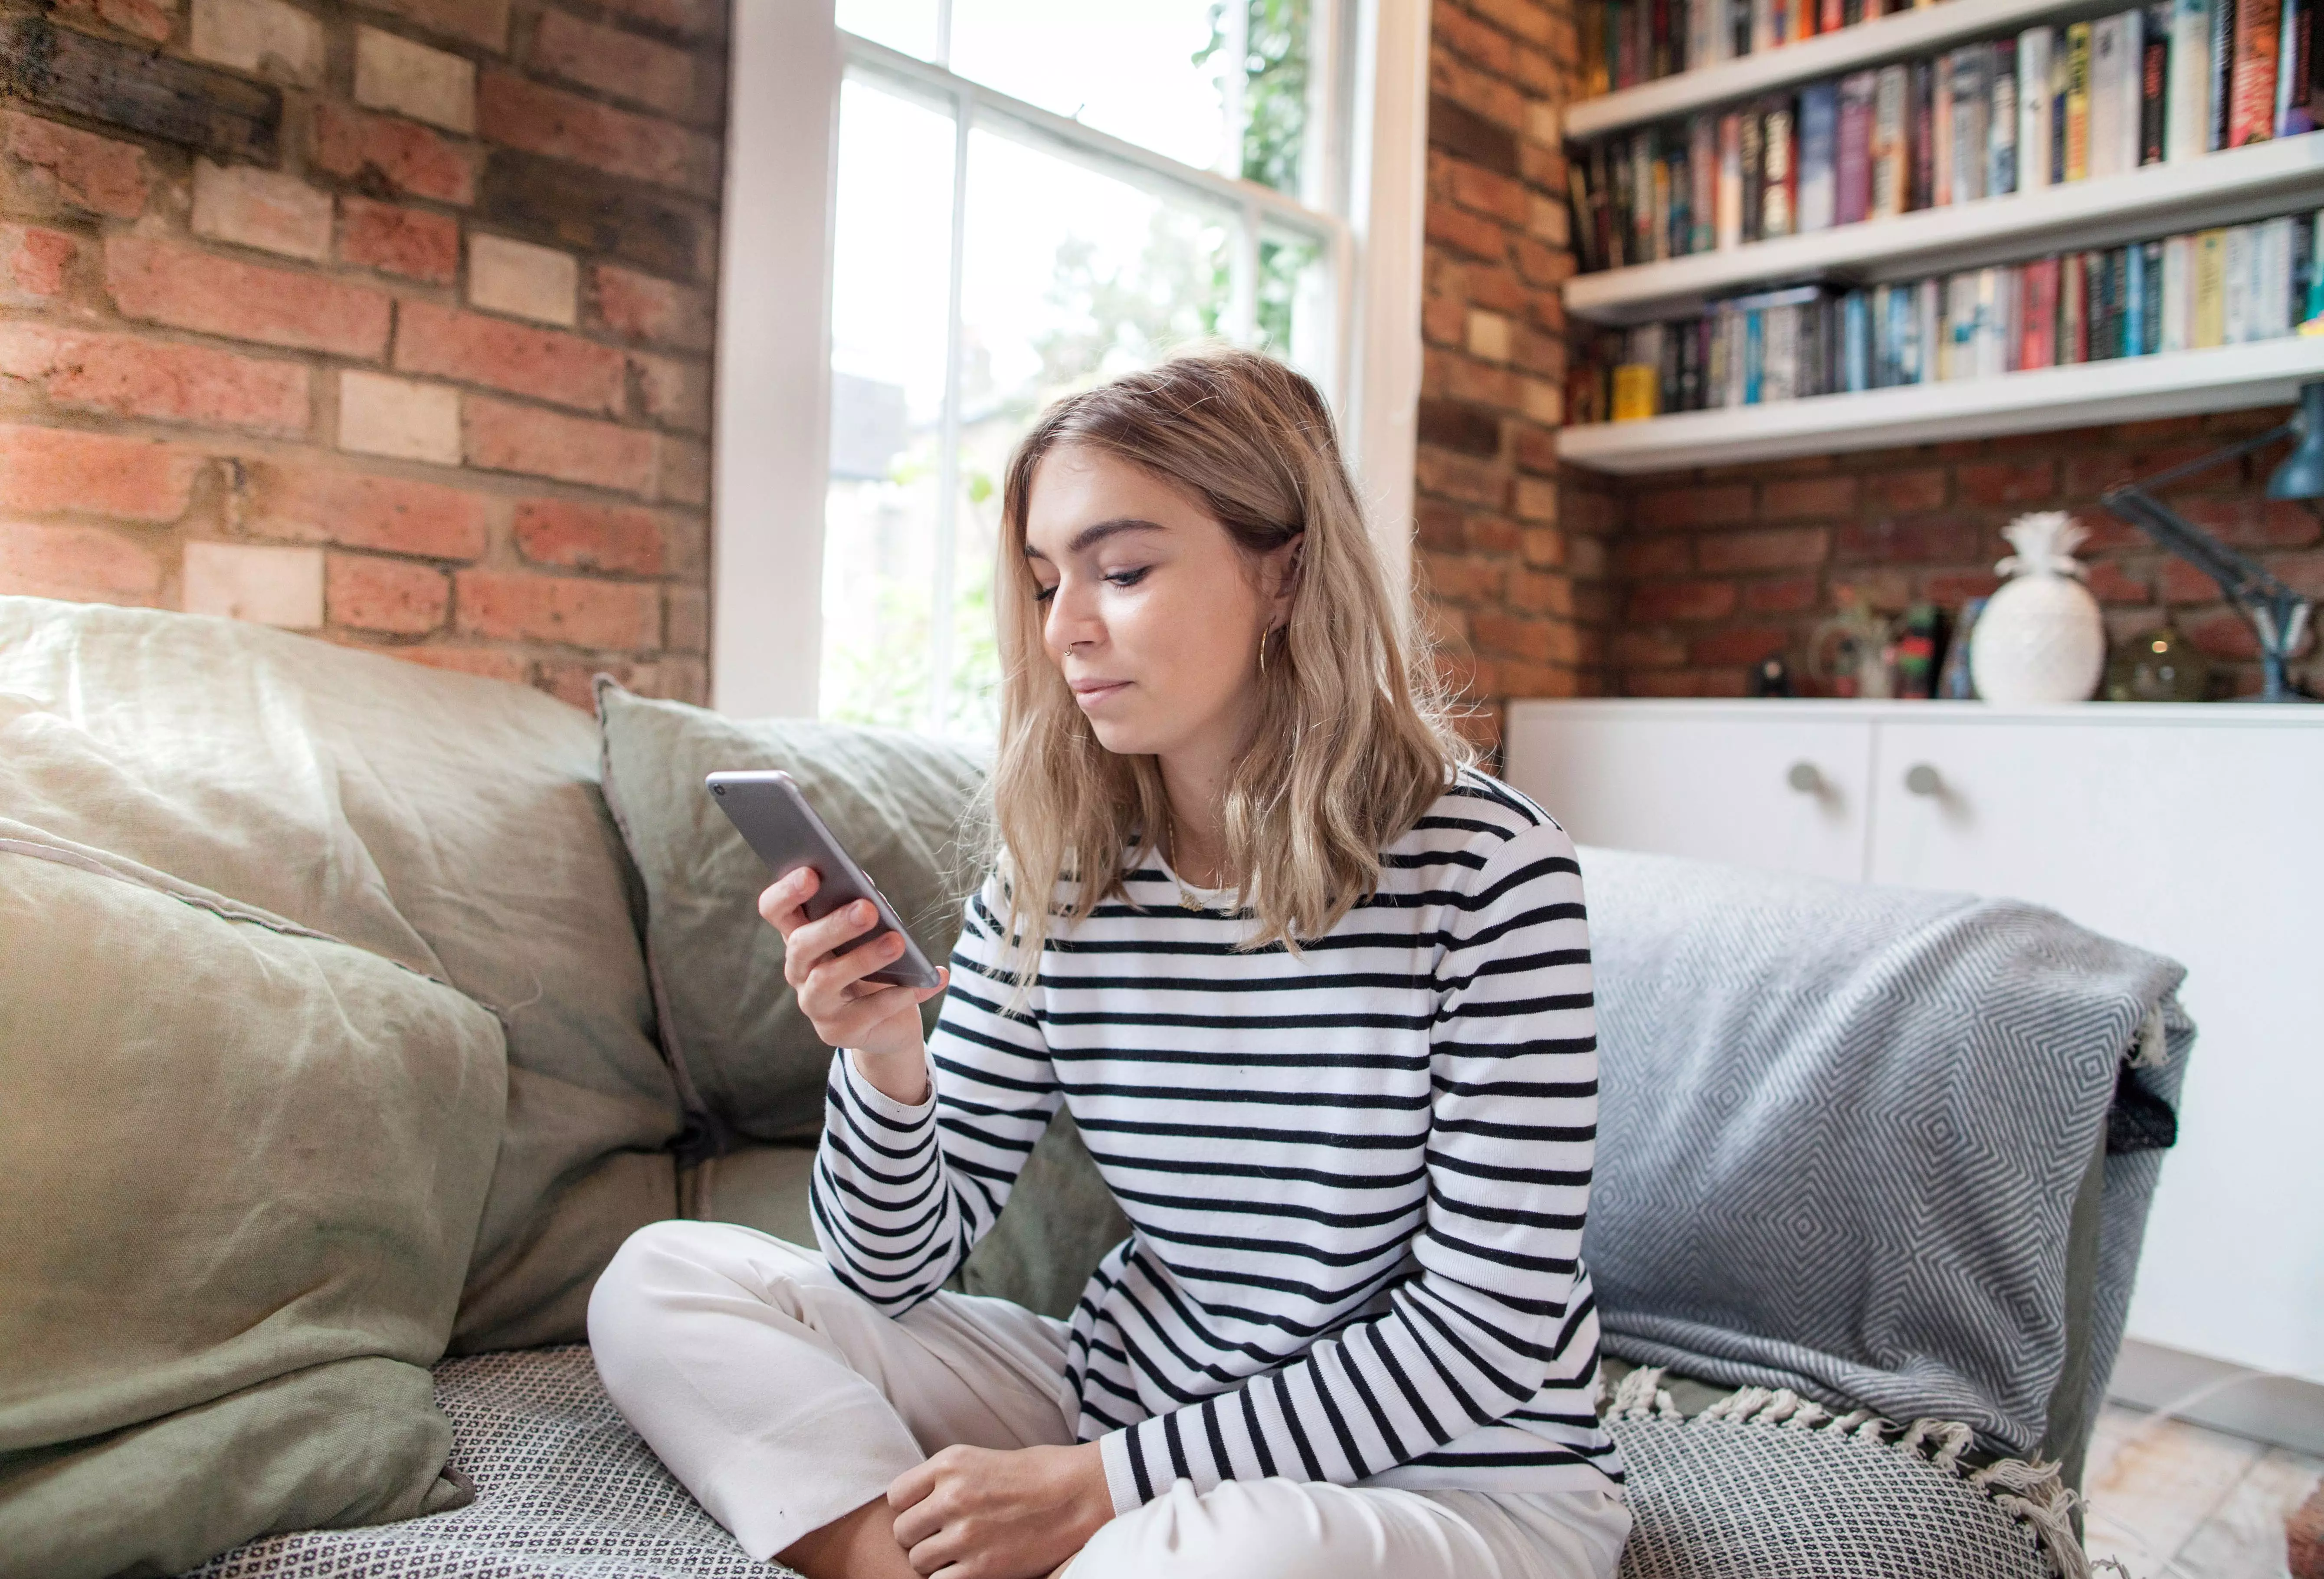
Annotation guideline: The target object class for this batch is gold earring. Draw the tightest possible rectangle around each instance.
[1258,627,1269,677]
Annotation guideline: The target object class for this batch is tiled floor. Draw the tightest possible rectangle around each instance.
[2084,1403,2323,1579]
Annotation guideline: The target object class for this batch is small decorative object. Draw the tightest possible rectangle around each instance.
[1748,654,1796,697]
[1807,587,1895,699]
[1969,512,2107,705]
[1894,603,1946,699]
[1937,597,1986,699]
[2104,625,2212,702]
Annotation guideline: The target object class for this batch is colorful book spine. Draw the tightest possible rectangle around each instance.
[1752,0,1777,53]
[1718,111,1745,249]
[2168,0,2215,157]
[2223,222,2254,341]
[2023,255,2062,365]
[1799,81,1839,230]
[1741,110,1767,241]
[1933,53,1957,204]
[2230,0,2283,141]
[2089,14,2131,177]
[2142,240,2167,352]
[2193,226,2228,344]
[1949,46,1990,203]
[2161,232,2194,349]
[1762,98,1797,239]
[1690,114,1718,253]
[2141,14,2170,163]
[1872,63,1911,215]
[1992,39,2020,195]
[2065,22,2095,179]
[1911,58,1937,208]
[2020,28,2056,188]
[1837,70,1876,223]
[1821,0,1845,33]
[2210,0,2238,148]
[2062,252,2090,361]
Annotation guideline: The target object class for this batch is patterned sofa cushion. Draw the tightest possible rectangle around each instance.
[188,1349,2084,1579]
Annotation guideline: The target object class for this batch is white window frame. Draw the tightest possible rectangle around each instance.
[711,0,1429,717]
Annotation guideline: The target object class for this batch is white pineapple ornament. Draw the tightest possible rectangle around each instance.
[1969,511,2108,705]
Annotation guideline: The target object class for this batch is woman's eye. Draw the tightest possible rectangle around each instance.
[1103,567,1151,589]
[1032,584,1058,604]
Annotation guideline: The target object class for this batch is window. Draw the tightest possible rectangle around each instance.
[712,2,1427,723]
[821,4,1355,738]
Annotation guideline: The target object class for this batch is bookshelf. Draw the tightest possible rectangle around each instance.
[1566,134,2324,324]
[1552,334,2324,472]
[1564,0,2135,138]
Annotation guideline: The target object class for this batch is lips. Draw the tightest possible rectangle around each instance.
[1070,679,1130,705]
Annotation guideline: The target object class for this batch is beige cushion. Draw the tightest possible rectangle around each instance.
[0,838,503,1578]
[0,597,682,1350]
[594,681,984,1144]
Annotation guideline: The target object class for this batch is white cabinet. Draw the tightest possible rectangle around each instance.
[1505,698,2324,1387]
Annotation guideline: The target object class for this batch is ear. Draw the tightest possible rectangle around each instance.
[1265,532,1306,625]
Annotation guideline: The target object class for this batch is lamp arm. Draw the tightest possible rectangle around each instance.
[2099,483,2305,611]
[2118,420,2297,492]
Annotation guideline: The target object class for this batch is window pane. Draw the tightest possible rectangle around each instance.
[835,0,940,61]
[949,0,1232,175]
[1256,226,1331,388]
[1239,0,1316,199]
[821,77,954,728]
[938,125,1238,737]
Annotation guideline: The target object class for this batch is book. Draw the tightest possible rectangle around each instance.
[1842,290,1871,389]
[1652,141,1672,260]
[2062,252,2090,361]
[2020,27,2056,188]
[2126,234,2148,350]
[2277,0,2304,131]
[2193,226,2229,344]
[1717,111,1745,248]
[1872,63,1911,216]
[2210,0,2238,148]
[1838,70,1876,223]
[2141,12,2171,162]
[1934,51,1957,204]
[1752,0,1777,53]
[2161,231,2194,348]
[1799,81,1839,230]
[2223,222,2254,340]
[1690,0,1726,69]
[1992,39,2021,194]
[1911,58,1937,208]
[1741,109,1767,241]
[1653,0,1674,80]
[1633,134,1658,260]
[2089,13,2132,178]
[2141,239,2166,352]
[2298,211,2320,323]
[2022,254,2062,365]
[2229,0,2282,141]
[2167,0,2215,158]
[1762,98,1797,238]
[1611,363,1660,420]
[1690,114,1718,253]
[1583,3,1612,96]
[2065,22,2094,179]
[1916,278,1941,380]
[1821,0,1844,34]
[1949,46,1990,203]
[2052,27,2073,178]
[1570,164,1601,272]
[2256,214,2294,336]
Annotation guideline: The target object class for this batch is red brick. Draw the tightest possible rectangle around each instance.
[1418,550,1504,603]
[105,236,392,359]
[0,425,200,521]
[1416,501,1466,552]
[328,552,450,633]
[386,643,530,682]
[1421,294,1465,346]
[602,0,726,39]
[1626,578,1737,624]
[1465,513,1521,554]
[52,0,174,42]
[1743,573,1823,614]
[2180,605,2261,660]
[1688,625,1792,666]
[1837,515,1983,564]
[630,352,709,433]
[590,265,714,351]
[1958,460,2056,507]
[1463,262,1526,316]
[366,0,511,51]
[1613,535,1691,577]
[395,302,626,413]
[1432,1,1516,72]
[1613,628,1688,667]
[1443,355,1517,408]
[1473,610,1556,662]
[1864,468,1949,513]
[1921,571,2003,604]
[513,497,663,574]
[1414,447,1505,509]
[0,324,310,436]
[1759,476,1858,521]
[1698,525,1830,574]
[1,111,149,218]
[2157,555,2224,604]
[1636,484,1752,532]
[1449,163,1527,227]
[241,463,492,559]
[1424,200,1507,262]
[0,521,164,601]
[477,72,720,199]
[652,434,708,504]
[1,222,75,300]
[1471,0,1555,44]
[464,395,655,492]
[339,197,460,283]
[2083,559,2149,604]
[1507,568,1573,616]
[454,566,661,646]
[312,102,478,206]
[531,9,709,122]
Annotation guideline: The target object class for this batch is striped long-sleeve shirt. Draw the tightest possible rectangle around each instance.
[811,767,1623,1510]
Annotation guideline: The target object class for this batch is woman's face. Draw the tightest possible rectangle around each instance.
[1021,444,1291,763]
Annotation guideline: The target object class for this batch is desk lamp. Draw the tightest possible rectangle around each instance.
[2100,381,2324,702]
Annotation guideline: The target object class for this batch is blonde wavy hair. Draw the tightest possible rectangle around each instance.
[985,347,1472,978]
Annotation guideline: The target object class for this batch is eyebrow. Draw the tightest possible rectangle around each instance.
[1023,517,1168,560]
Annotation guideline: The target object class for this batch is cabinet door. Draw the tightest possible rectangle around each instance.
[1504,713,1874,882]
[1868,719,2324,1382]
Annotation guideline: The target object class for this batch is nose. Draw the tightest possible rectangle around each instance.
[1044,577,1103,660]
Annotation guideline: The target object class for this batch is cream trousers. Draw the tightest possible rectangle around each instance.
[587,1221,1630,1579]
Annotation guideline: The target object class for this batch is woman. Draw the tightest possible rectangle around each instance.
[589,349,1626,1579]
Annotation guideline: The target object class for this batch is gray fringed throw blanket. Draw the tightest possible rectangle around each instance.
[1576,845,2193,1462]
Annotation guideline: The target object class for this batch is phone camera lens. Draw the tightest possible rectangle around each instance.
[712,785,724,795]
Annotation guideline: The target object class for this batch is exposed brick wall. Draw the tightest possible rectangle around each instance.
[1597,411,2324,700]
[1414,0,1611,748]
[0,0,722,709]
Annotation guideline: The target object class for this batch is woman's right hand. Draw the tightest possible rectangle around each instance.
[759,869,949,1101]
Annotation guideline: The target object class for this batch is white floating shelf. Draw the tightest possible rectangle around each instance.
[1565,0,2129,139]
[1554,336,2324,474]
[1567,134,2324,325]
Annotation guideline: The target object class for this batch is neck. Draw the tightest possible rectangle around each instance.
[1157,722,1246,889]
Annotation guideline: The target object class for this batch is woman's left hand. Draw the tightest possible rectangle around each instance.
[887,1441,1112,1579]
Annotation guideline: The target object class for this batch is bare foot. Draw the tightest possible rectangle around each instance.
[778,1496,918,1579]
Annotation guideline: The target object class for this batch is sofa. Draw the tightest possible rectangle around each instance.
[0,595,2193,1579]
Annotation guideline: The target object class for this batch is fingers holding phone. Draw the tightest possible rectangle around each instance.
[758,867,947,1070]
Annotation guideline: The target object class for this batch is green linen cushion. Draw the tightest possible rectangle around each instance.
[0,836,504,1579]
[0,597,684,1351]
[594,682,984,1145]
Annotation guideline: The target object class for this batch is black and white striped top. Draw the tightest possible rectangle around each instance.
[812,767,1623,1510]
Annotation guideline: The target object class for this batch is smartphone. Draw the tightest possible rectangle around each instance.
[707,770,942,990]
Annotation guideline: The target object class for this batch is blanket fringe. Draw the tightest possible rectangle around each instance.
[2131,1004,2170,1069]
[1611,1377,2089,1579]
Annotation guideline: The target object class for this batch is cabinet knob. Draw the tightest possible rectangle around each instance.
[1785,761,1823,794]
[1904,763,1943,797]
